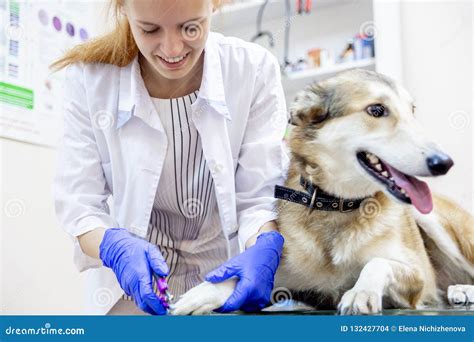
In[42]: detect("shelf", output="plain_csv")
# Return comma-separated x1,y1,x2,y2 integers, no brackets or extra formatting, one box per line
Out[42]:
212,0,282,32
218,0,278,14
211,0,358,32
282,58,376,94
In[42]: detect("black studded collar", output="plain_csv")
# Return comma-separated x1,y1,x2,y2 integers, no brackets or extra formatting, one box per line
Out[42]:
274,176,369,212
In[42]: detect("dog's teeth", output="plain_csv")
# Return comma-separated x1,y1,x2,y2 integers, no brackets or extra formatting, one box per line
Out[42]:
400,188,407,195
381,171,389,177
375,163,382,171
367,154,379,164
389,177,394,181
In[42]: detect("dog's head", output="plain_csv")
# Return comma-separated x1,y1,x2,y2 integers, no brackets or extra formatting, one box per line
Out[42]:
288,69,453,214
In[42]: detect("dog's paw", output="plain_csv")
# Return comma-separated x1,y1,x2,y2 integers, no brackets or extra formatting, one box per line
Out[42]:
170,279,237,315
337,288,382,315
447,284,474,306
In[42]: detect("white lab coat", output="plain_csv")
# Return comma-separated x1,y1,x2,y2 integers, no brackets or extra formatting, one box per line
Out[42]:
54,32,289,314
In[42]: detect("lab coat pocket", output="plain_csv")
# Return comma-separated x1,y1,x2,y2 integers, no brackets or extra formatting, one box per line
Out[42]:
101,161,113,194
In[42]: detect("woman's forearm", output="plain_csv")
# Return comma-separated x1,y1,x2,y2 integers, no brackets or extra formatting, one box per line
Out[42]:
77,227,106,260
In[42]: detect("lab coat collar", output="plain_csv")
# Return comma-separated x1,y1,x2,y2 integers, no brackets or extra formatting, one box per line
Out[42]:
117,32,230,130
196,32,231,120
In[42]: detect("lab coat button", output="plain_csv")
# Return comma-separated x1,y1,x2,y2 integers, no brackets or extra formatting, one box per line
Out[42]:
214,163,224,174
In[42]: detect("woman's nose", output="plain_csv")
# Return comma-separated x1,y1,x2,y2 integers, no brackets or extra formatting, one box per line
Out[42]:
161,31,185,57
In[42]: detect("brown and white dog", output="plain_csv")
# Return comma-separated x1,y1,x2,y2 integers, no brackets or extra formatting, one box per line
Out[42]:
172,69,474,315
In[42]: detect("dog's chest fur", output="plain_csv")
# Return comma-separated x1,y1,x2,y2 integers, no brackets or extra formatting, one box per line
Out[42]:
275,191,412,296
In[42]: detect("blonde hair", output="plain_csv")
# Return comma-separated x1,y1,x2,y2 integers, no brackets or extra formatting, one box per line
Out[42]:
50,0,221,72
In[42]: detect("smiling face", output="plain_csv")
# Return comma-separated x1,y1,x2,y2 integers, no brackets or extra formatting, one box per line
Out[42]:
123,0,215,82
289,69,453,214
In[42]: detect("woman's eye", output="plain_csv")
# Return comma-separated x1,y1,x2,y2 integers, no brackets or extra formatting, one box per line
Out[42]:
366,104,387,117
142,27,159,35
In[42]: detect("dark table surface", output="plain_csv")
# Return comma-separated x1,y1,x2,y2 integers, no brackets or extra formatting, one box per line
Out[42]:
224,300,474,315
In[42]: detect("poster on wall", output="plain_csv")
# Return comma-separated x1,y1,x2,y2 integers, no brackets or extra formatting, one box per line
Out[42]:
0,0,102,147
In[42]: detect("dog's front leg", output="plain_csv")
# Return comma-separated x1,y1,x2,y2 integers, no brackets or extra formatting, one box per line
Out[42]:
170,279,237,315
337,257,424,315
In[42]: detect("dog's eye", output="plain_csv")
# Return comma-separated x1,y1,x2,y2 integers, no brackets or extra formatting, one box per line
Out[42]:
366,104,387,118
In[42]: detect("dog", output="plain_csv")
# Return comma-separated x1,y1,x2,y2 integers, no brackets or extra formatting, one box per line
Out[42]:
171,69,474,315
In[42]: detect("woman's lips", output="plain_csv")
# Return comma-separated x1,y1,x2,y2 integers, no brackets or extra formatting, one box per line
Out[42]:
157,52,190,70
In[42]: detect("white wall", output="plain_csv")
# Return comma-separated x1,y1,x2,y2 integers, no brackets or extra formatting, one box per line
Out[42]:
1,1,109,314
1,0,472,314
1,139,86,314
399,0,473,213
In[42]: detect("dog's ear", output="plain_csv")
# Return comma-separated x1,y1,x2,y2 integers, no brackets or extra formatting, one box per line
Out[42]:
289,85,330,127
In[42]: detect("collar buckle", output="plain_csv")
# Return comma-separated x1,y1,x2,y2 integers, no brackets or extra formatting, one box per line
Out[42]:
339,198,355,213
309,187,318,210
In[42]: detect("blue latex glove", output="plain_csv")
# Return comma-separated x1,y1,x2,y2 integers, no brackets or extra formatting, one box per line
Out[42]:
205,231,284,312
99,228,169,315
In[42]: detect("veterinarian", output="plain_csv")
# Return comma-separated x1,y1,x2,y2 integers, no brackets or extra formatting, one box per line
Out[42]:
52,0,288,315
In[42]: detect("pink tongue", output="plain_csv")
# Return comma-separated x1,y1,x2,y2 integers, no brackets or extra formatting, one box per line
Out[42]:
383,163,433,214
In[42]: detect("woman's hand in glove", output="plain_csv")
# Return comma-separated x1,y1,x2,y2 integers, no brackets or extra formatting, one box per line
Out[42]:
99,228,169,315
205,231,284,312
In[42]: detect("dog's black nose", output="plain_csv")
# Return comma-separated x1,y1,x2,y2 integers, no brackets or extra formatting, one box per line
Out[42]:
426,153,454,175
